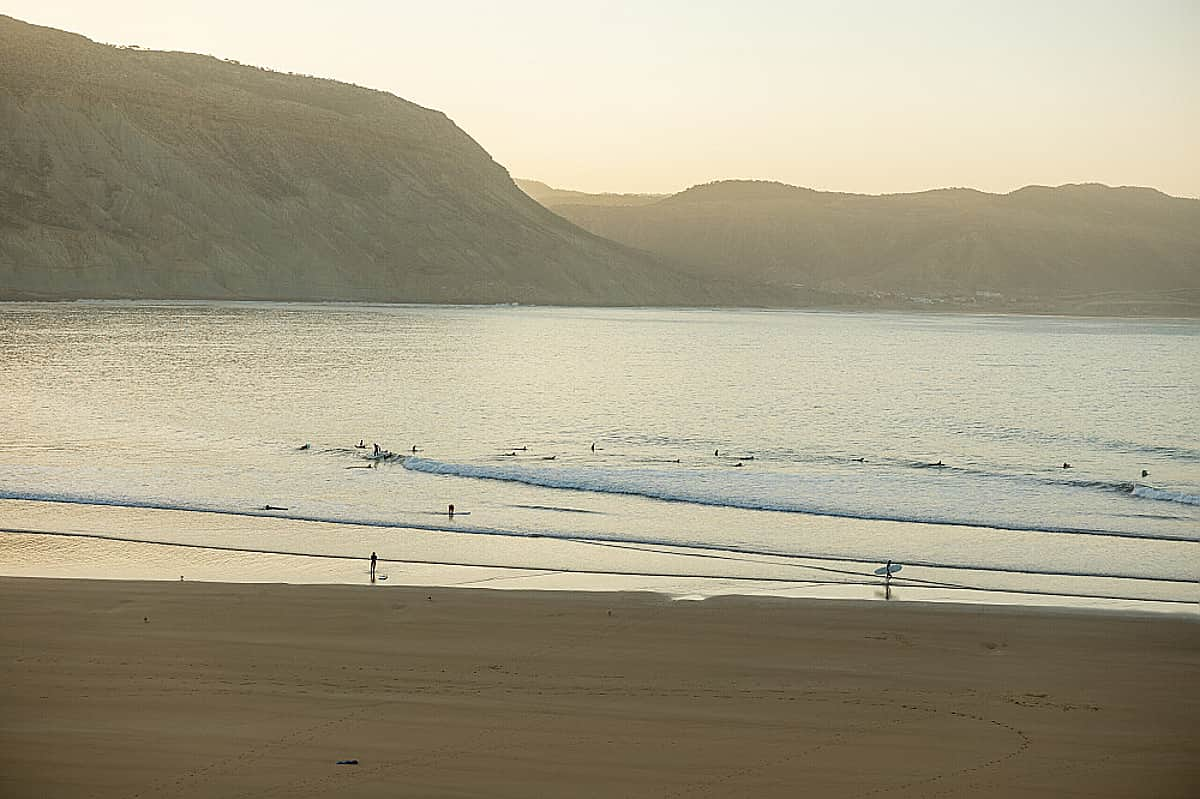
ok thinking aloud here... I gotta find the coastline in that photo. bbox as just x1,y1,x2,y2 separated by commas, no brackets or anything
2,576,1197,797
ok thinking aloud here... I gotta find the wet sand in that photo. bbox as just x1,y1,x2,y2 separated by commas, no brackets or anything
1,577,1197,797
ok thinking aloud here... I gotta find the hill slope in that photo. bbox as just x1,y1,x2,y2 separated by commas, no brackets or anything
516,179,666,208
0,16,716,305
544,180,1200,314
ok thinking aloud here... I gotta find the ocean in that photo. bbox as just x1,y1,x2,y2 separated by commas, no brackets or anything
1,302,1196,610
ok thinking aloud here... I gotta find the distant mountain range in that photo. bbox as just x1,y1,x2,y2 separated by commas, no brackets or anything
0,15,719,306
526,179,1200,316
2,15,1197,315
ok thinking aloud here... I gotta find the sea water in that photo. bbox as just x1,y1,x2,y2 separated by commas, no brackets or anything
1,302,1196,610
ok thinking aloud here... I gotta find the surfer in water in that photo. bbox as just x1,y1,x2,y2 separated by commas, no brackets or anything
356,440,366,449
411,445,419,454
1062,462,1072,469
1142,469,1150,478
370,551,377,583
448,504,455,519
591,442,595,453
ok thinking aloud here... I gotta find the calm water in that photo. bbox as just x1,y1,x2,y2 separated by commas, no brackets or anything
1,302,1197,609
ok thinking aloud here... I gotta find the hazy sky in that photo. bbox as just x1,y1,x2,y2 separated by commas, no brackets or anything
6,1,1198,196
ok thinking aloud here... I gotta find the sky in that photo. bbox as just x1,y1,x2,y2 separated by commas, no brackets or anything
5,1,1198,196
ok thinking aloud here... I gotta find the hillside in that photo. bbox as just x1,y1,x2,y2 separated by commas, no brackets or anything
543,180,1200,315
516,179,666,208
0,16,718,305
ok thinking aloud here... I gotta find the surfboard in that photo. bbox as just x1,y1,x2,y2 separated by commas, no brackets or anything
874,563,903,576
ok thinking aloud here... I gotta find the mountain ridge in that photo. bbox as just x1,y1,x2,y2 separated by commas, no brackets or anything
529,178,1200,315
0,15,728,306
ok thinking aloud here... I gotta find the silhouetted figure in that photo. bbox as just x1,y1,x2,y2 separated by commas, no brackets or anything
298,443,310,451
448,503,455,519
1062,462,1072,469
370,551,377,583
1142,469,1150,478
356,440,366,449
852,457,866,463
933,460,944,467
591,442,595,452
733,461,743,467
714,449,719,457
885,560,893,600
542,455,556,460
411,445,418,454
373,443,381,456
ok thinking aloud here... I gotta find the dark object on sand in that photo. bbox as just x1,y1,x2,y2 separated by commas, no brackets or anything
264,505,288,511
336,759,359,765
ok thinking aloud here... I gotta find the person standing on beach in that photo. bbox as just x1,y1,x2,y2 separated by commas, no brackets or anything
370,551,377,583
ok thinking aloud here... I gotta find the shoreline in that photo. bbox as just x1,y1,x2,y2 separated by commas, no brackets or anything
3,576,1197,797
2,525,1194,615
4,297,1200,320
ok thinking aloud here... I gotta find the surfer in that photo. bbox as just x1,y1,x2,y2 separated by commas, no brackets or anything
370,551,377,583
852,457,866,463
373,443,381,457
1062,462,1072,469
542,455,556,460
714,449,719,457
448,504,455,519
356,440,366,449
298,443,310,451
1142,469,1150,478
411,445,419,454
591,442,595,452
264,504,288,511
733,461,743,467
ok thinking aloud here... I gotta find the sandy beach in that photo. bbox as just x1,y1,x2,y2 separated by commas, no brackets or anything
1,577,1197,797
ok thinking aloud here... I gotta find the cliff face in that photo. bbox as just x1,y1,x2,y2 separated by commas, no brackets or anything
543,180,1200,314
0,16,712,305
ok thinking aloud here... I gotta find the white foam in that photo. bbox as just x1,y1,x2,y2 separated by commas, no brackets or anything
1133,486,1200,507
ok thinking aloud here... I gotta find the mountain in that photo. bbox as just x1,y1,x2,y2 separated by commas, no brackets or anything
539,180,1200,315
516,179,666,208
0,16,717,305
